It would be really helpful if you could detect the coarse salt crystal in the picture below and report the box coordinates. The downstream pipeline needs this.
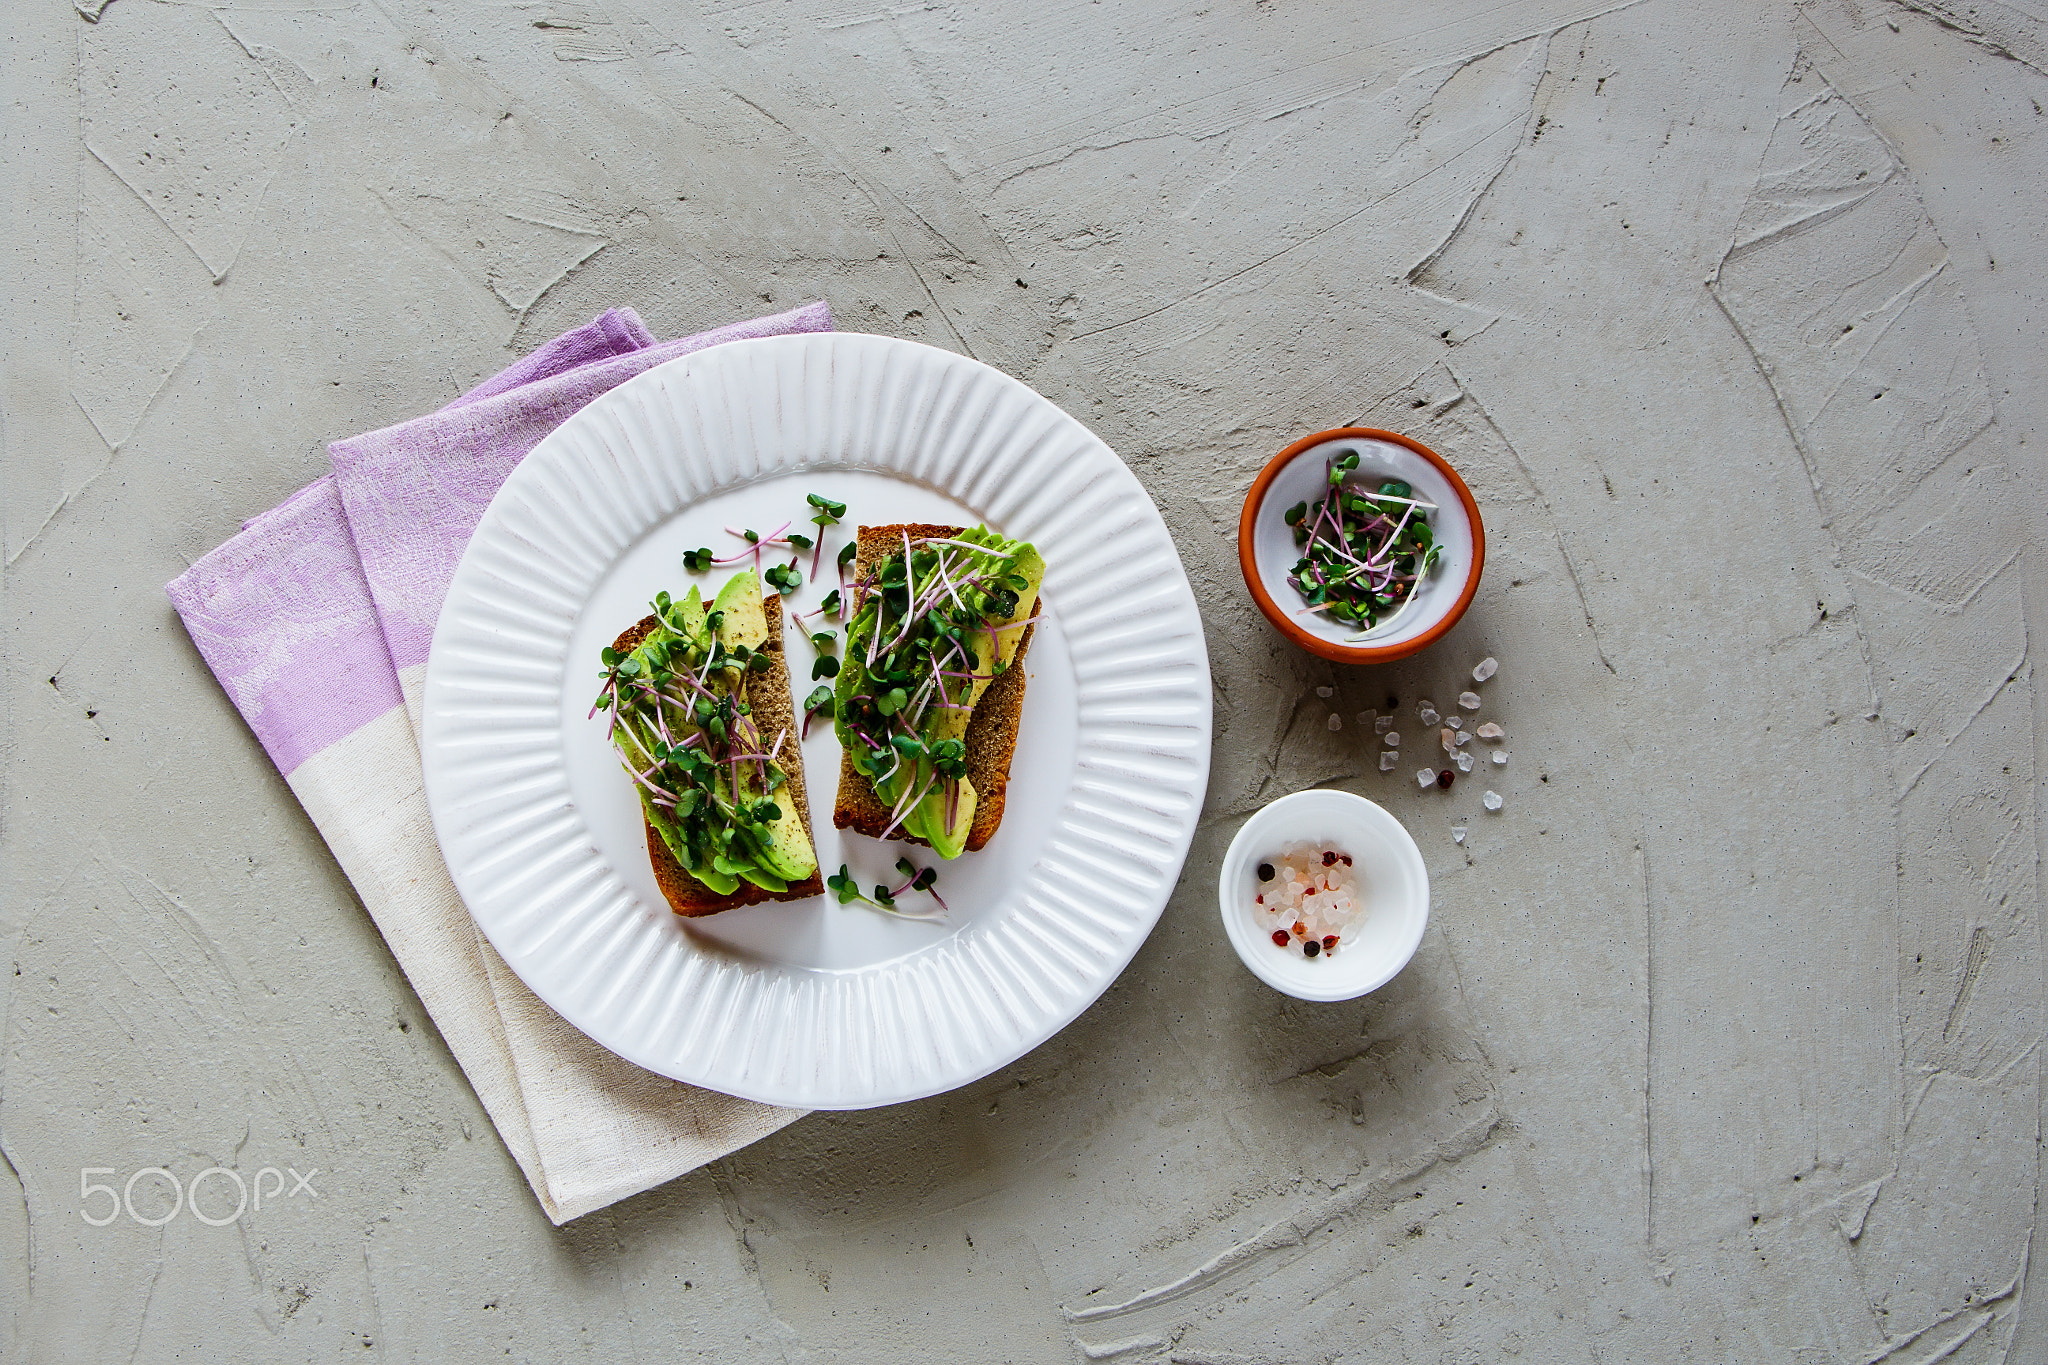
[1383,731,1401,748]
[1482,790,1504,811]
[1454,751,1473,772]
[1452,826,1467,844]
[1379,750,1399,771]
[1417,768,1436,789]
[1251,840,1368,948]
[1374,714,1392,735]
[1476,722,1504,740]
[1440,727,1457,753]
[1473,657,1498,683]
[1456,731,1472,746]
[1492,750,1508,765]
[1418,705,1440,726]
[1327,713,1343,731]
[1459,691,1482,711]
[1316,685,1334,699]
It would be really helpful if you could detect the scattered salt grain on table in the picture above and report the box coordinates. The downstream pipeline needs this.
[1459,691,1482,710]
[1454,730,1470,746]
[1473,657,1498,683]
[1483,790,1504,811]
[1452,826,1467,844]
[1417,768,1437,789]
[1379,750,1399,771]
[1316,685,1334,699]
[1418,704,1440,726]
[1327,713,1342,731]
[1374,714,1392,735]
[1476,722,1504,740]
[1440,727,1457,753]
[1492,750,1508,765]
[1383,731,1401,748]
[1454,751,1473,772]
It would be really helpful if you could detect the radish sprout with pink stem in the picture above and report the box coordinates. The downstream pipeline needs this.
[826,858,946,917]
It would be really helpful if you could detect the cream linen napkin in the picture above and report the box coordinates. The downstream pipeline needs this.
[167,305,831,1222]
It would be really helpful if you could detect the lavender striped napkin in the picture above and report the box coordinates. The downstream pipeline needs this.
[167,303,830,1223]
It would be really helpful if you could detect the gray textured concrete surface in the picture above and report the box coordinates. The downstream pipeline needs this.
[4,0,2044,1360]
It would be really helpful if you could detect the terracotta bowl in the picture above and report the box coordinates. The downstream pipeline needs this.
[1237,427,1484,665]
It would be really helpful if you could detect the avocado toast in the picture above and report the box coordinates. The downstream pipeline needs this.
[597,569,823,915]
[832,523,1045,857]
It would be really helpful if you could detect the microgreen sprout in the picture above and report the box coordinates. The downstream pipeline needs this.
[716,522,806,569]
[801,682,834,739]
[765,560,803,595]
[824,860,946,917]
[1284,454,1441,637]
[812,655,840,680]
[683,547,713,572]
[796,589,844,631]
[807,493,847,523]
[802,491,843,577]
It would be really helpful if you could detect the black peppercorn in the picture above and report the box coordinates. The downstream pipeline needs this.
[1257,862,1275,881]
[1304,940,1321,957]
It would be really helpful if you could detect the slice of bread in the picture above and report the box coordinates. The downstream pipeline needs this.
[832,524,1037,853]
[611,594,824,916]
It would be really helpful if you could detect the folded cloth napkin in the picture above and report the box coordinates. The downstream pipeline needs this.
[167,303,831,1223]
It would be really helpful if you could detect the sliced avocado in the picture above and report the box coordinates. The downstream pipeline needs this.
[756,805,817,882]
[644,796,740,895]
[904,778,975,859]
[711,569,768,649]
[735,863,790,893]
[687,862,741,897]
[672,585,707,641]
[710,568,817,883]
[901,531,1040,854]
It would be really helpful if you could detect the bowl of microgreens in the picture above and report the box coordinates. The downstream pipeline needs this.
[1237,427,1483,665]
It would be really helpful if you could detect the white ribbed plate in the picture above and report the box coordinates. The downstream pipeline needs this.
[420,333,1211,1110]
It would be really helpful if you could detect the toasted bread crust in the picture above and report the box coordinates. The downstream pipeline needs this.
[831,524,1036,853]
[612,595,824,917]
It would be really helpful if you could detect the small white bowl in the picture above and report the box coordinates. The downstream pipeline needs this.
[1217,789,1429,1001]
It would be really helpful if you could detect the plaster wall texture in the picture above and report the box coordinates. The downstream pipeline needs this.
[2,0,2043,1361]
